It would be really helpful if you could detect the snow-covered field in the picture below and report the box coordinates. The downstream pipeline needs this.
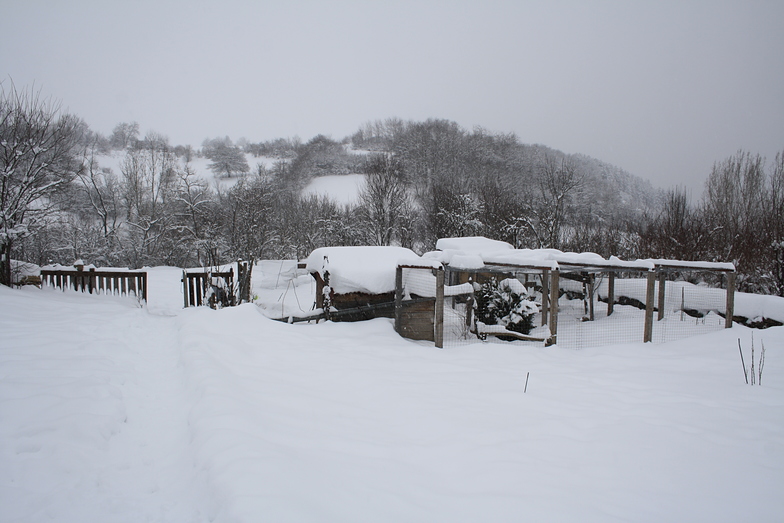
[302,174,366,206]
[95,151,280,190]
[2,268,783,522]
[96,145,372,206]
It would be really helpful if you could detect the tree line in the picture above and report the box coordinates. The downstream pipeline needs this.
[2,85,782,295]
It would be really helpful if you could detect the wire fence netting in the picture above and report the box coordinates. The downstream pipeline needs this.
[650,270,730,344]
[442,268,551,348]
[433,268,731,349]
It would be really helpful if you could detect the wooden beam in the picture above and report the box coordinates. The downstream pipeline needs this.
[547,270,559,345]
[435,268,445,348]
[644,272,656,342]
[657,271,666,321]
[725,272,736,329]
[541,269,549,326]
[395,266,403,334]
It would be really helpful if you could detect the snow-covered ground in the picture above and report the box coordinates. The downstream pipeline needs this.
[96,149,368,205]
[301,174,366,206]
[95,151,280,190]
[2,268,783,522]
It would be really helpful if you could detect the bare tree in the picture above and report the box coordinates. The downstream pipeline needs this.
[203,137,250,178]
[526,155,582,249]
[765,151,784,294]
[76,143,122,254]
[0,83,82,285]
[120,133,179,267]
[110,121,139,150]
[357,154,409,245]
[702,151,766,282]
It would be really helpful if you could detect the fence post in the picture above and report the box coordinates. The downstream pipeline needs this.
[725,271,736,328]
[238,261,252,304]
[394,266,403,333]
[587,273,595,321]
[541,269,550,326]
[140,273,147,302]
[435,267,444,348]
[182,271,189,308]
[644,271,656,342]
[607,271,615,316]
[547,269,559,345]
[657,271,666,321]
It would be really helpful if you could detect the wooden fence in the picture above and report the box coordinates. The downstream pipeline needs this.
[40,265,147,301]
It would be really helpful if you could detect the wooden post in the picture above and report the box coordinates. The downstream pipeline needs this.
[547,269,559,345]
[607,271,615,316]
[541,269,550,326]
[725,271,736,329]
[644,271,656,343]
[182,271,189,308]
[394,266,403,333]
[588,273,595,321]
[435,267,444,348]
[465,294,474,332]
[74,263,83,292]
[657,271,666,321]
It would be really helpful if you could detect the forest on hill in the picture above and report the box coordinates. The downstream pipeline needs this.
[2,86,783,295]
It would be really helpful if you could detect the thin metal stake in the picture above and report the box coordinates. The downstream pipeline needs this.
[524,372,530,393]
[738,338,748,384]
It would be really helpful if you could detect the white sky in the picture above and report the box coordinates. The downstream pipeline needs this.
[2,0,782,195]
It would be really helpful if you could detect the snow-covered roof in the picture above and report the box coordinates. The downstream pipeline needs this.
[435,236,514,255]
[305,246,427,295]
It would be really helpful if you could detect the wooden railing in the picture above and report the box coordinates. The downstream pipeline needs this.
[40,265,147,301]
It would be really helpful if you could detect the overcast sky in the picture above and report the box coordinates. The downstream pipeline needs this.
[2,0,782,194]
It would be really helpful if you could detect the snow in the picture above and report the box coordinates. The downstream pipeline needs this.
[433,238,745,273]
[301,174,366,206]
[646,258,737,272]
[2,271,784,522]
[447,254,485,270]
[436,236,514,254]
[305,246,422,295]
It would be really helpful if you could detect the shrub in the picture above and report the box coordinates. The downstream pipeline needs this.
[474,278,538,335]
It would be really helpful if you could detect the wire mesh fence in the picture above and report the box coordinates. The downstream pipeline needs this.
[555,271,648,349]
[430,267,733,350]
[397,266,441,343]
[650,270,731,343]
[441,268,552,348]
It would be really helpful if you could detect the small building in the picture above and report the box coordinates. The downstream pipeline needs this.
[305,246,426,321]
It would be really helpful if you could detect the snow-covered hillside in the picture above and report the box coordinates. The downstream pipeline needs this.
[95,152,279,189]
[1,274,783,522]
[302,174,366,206]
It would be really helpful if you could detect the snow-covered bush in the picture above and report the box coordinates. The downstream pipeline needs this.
[474,278,538,336]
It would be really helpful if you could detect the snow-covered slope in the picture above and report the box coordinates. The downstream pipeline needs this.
[1,278,783,522]
[301,174,366,206]
[95,151,278,189]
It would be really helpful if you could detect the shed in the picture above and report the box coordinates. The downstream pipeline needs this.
[305,246,424,321]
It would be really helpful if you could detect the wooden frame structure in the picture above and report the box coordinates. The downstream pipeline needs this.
[426,255,736,347]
